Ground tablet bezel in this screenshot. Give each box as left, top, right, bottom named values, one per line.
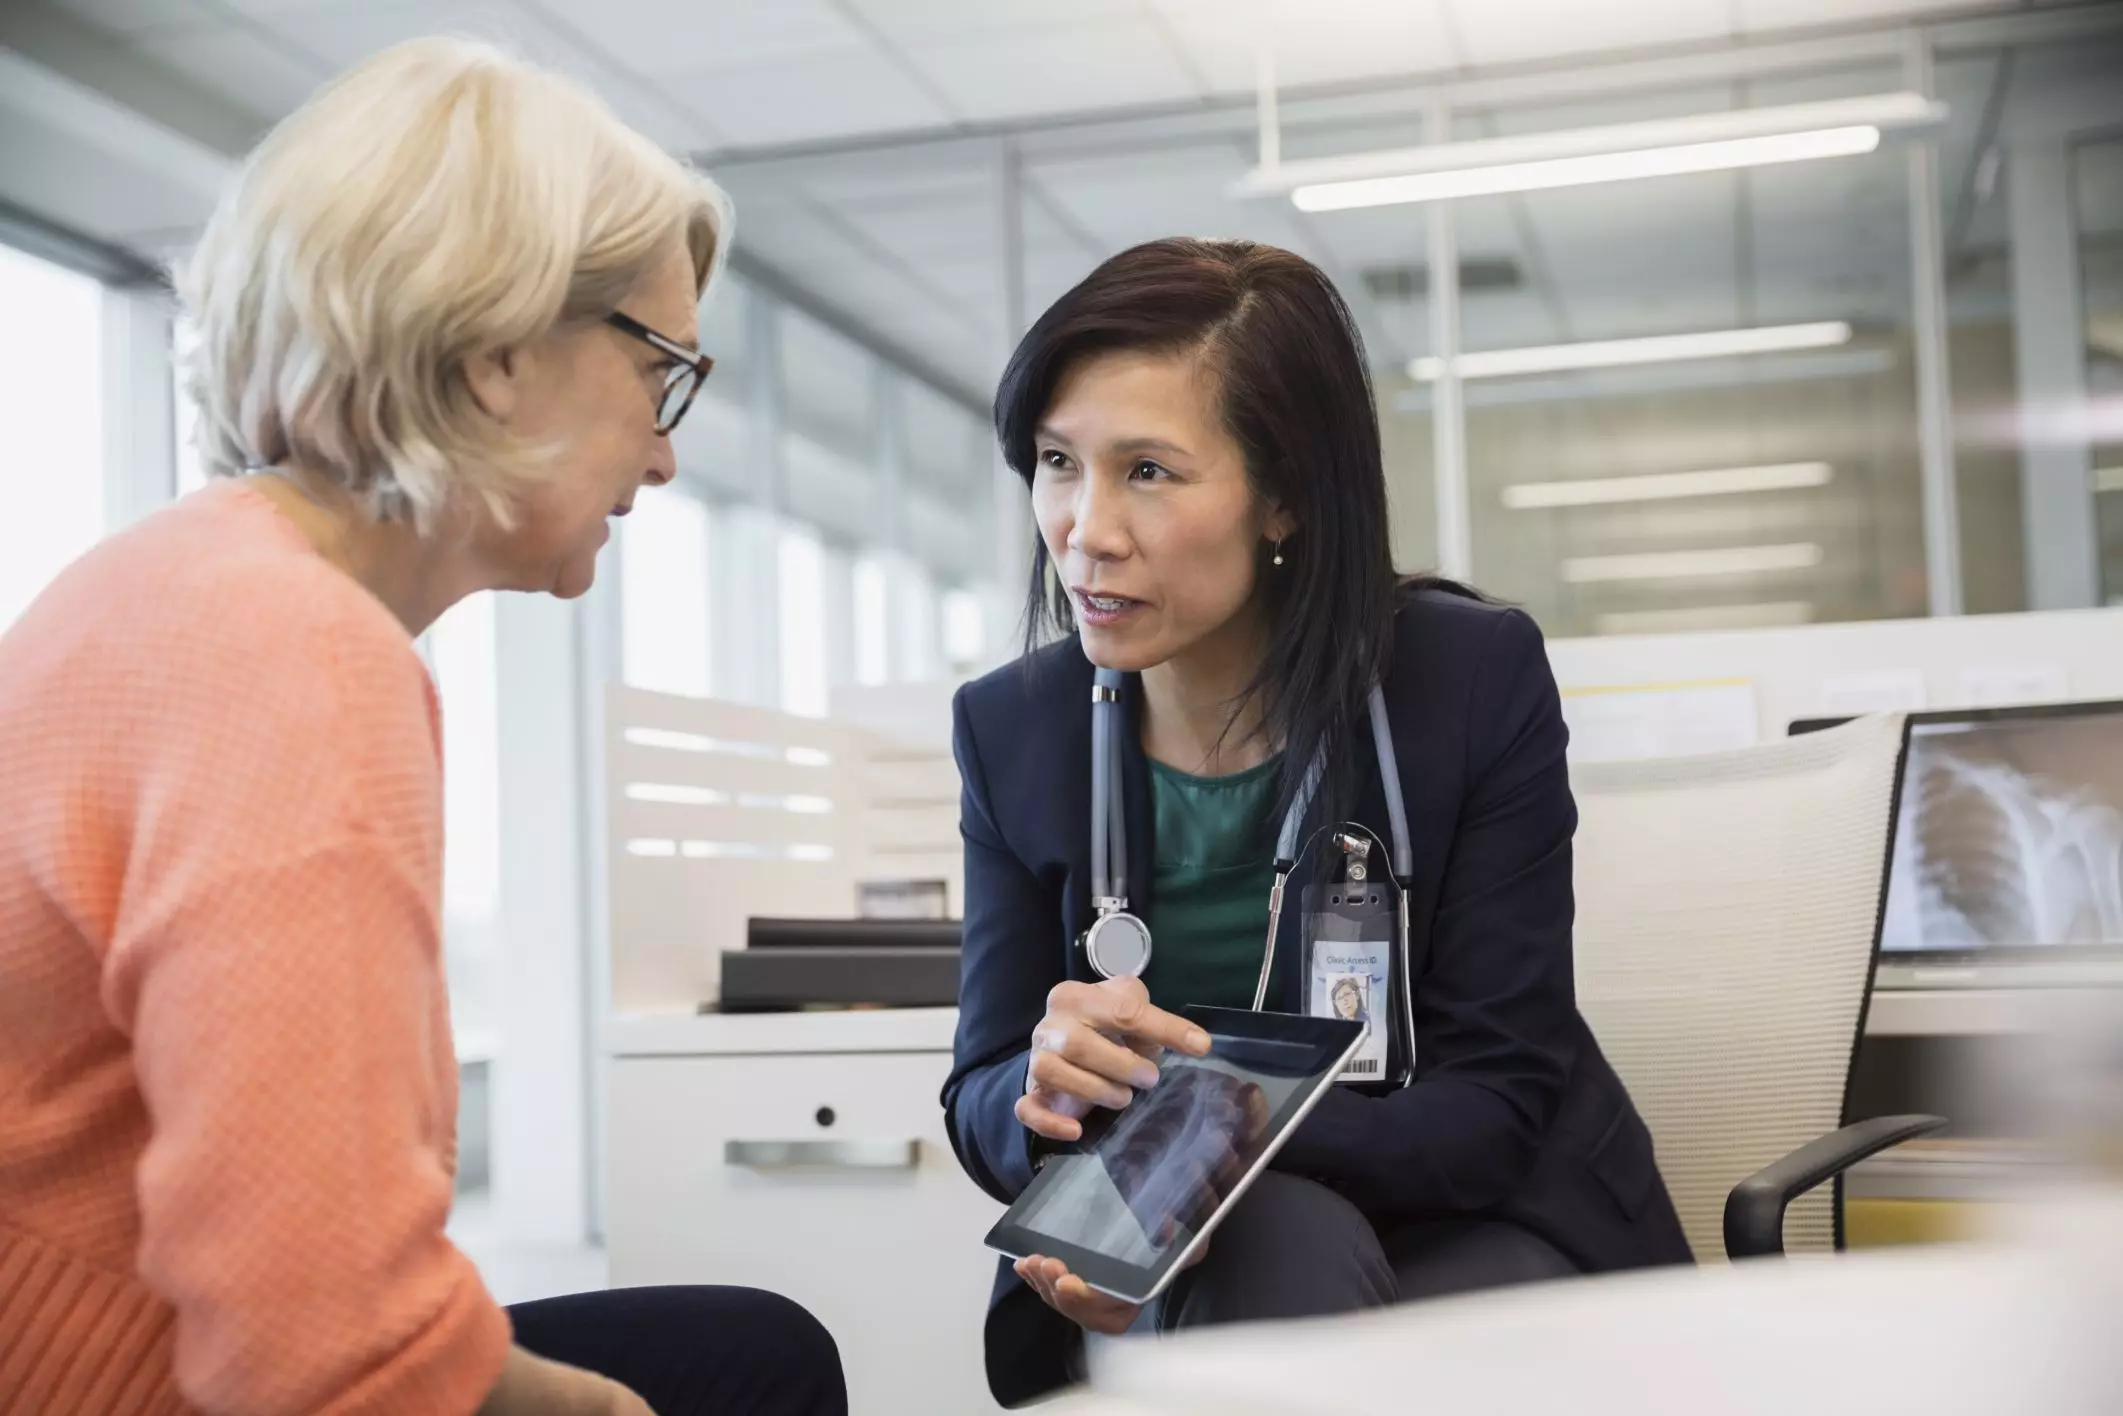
left=983, top=1005, right=1364, bottom=1306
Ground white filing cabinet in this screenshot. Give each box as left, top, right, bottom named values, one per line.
left=605, top=1009, right=1005, bottom=1415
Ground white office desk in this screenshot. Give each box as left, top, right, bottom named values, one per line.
left=601, top=987, right=2094, bottom=1413
left=604, top=1008, right=1004, bottom=1416
left=1864, top=985, right=2122, bottom=1037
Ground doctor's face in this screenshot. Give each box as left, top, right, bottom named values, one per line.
left=1030, top=348, right=1289, bottom=674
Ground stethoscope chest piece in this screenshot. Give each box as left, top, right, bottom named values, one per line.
left=1083, top=907, right=1152, bottom=980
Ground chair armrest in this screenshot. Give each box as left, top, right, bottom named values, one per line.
left=1723, top=1114, right=1947, bottom=1260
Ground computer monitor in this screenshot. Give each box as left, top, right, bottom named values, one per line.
left=1877, top=702, right=2123, bottom=960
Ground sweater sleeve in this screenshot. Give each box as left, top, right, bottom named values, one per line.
left=107, top=837, right=510, bottom=1416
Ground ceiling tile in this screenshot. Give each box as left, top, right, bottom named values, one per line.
left=0, top=106, right=214, bottom=246
left=1444, top=0, right=1733, bottom=70
left=148, top=26, right=333, bottom=118
left=902, top=15, right=1203, bottom=123
left=47, top=0, right=216, bottom=33
left=1735, top=0, right=1980, bottom=35
left=534, top=0, right=870, bottom=78
left=258, top=0, right=720, bottom=148
left=670, top=49, right=954, bottom=148
left=1148, top=0, right=1458, bottom=93
left=846, top=0, right=1143, bottom=37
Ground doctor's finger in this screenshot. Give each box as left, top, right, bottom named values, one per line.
left=1037, top=1021, right=1162, bottom=1090
left=1015, top=1255, right=1059, bottom=1308
left=1054, top=1274, right=1140, bottom=1335
left=1079, top=986, right=1211, bottom=1057
left=1027, top=1049, right=1138, bottom=1111
left=1015, top=1091, right=1088, bottom=1142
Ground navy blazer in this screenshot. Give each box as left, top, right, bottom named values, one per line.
left=943, top=588, right=1692, bottom=1406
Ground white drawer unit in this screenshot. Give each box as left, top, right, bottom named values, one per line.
left=605, top=1010, right=1004, bottom=1415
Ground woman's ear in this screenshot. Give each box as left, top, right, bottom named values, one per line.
left=464, top=346, right=521, bottom=423
left=1263, top=503, right=1297, bottom=546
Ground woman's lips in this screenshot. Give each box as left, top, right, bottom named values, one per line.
left=1073, top=589, right=1143, bottom=628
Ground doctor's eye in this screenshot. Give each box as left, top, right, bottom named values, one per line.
left=1129, top=459, right=1171, bottom=482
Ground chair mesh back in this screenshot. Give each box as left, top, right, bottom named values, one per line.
left=1571, top=713, right=1903, bottom=1262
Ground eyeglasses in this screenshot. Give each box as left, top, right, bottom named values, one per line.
left=604, top=311, right=715, bottom=435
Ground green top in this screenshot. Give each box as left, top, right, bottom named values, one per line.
left=1138, top=753, right=1283, bottom=1013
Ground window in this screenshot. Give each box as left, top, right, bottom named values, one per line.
left=1454, top=70, right=1923, bottom=636
left=425, top=590, right=500, bottom=1196
left=778, top=525, right=828, bottom=717
left=173, top=317, right=206, bottom=497
left=854, top=556, right=891, bottom=686
left=0, top=244, right=104, bottom=634
left=621, top=486, right=712, bottom=698
left=2080, top=135, right=2123, bottom=600
left=942, top=587, right=987, bottom=671
left=894, top=560, right=941, bottom=683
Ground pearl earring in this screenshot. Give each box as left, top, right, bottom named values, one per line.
left=1272, top=538, right=1285, bottom=567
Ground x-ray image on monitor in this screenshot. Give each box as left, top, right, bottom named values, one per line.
left=1880, top=707, right=2123, bottom=954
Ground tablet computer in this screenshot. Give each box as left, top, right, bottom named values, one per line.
left=983, top=1006, right=1364, bottom=1306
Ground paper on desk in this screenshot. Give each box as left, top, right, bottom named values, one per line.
left=1560, top=679, right=1758, bottom=762
left=1818, top=669, right=1928, bottom=716
left=1958, top=661, right=2070, bottom=709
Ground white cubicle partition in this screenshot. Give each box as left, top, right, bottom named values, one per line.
left=604, top=685, right=997, bottom=1414
left=1546, top=605, right=2123, bottom=755
left=606, top=683, right=964, bottom=1012
left=832, top=606, right=2123, bottom=771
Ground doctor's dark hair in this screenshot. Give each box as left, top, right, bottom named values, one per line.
left=994, top=237, right=1408, bottom=827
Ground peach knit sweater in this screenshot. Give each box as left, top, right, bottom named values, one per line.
left=0, top=480, right=510, bottom=1413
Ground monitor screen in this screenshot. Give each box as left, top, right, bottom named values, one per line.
left=1882, top=705, right=2123, bottom=954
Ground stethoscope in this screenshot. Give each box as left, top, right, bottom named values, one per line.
left=1080, top=667, right=1418, bottom=1069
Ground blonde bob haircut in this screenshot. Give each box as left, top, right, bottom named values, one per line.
left=180, top=36, right=731, bottom=531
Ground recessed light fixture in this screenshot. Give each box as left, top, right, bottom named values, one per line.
left=1298, top=127, right=1880, bottom=211
left=1412, top=322, right=1852, bottom=382
left=1504, top=462, right=1833, bottom=509
left=1236, top=92, right=1946, bottom=210
left=1562, top=543, right=1824, bottom=583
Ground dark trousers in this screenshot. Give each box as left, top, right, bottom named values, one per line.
left=508, top=1285, right=846, bottom=1416
left=1125, top=1171, right=1579, bottom=1336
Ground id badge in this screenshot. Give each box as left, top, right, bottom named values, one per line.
left=1303, top=876, right=1396, bottom=1084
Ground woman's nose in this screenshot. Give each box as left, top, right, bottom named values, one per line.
left=644, top=436, right=677, bottom=488
left=1067, top=475, right=1128, bottom=560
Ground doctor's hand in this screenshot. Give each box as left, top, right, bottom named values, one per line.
left=1014, top=1255, right=1142, bottom=1336
left=1018, top=977, right=1212, bottom=1143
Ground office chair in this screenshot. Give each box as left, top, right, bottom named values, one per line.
left=1570, top=711, right=1943, bottom=1260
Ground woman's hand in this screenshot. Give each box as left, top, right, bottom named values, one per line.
left=1014, top=1255, right=1141, bottom=1335
left=477, top=1345, right=657, bottom=1416
left=1017, top=977, right=1212, bottom=1142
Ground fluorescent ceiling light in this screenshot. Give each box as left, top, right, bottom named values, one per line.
left=1236, top=92, right=1946, bottom=209
left=1595, top=602, right=1816, bottom=636
left=1296, top=127, right=1879, bottom=210
left=1563, top=543, right=1824, bottom=583
left=1504, top=462, right=1832, bottom=509
left=1411, top=322, right=1851, bottom=381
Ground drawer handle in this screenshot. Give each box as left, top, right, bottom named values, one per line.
left=724, top=1139, right=920, bottom=1171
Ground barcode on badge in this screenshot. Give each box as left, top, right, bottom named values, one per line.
left=1342, top=1058, right=1381, bottom=1076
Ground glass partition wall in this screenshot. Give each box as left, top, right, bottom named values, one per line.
left=699, top=15, right=2123, bottom=635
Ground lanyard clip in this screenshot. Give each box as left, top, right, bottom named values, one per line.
left=1335, top=832, right=1373, bottom=883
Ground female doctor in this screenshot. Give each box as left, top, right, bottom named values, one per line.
left=942, top=238, right=1692, bottom=1407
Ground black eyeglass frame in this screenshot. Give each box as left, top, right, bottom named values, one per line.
left=604, top=311, right=715, bottom=435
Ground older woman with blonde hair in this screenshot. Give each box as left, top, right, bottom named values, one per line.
left=0, top=38, right=842, bottom=1416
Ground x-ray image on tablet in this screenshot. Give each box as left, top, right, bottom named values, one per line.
left=985, top=1007, right=1362, bottom=1305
